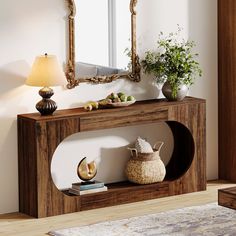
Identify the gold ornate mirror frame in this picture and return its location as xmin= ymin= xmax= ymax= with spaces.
xmin=66 ymin=0 xmax=141 ymax=89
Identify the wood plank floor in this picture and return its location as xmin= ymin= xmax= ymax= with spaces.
xmin=0 ymin=181 xmax=235 ymax=236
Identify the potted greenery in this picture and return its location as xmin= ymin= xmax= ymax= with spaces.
xmin=142 ymin=28 xmax=202 ymax=101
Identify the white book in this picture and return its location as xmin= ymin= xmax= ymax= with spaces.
xmin=69 ymin=186 xmax=108 ymax=196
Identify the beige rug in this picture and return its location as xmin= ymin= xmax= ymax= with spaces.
xmin=49 ymin=203 xmax=236 ymax=236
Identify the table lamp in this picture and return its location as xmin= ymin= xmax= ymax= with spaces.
xmin=26 ymin=54 xmax=67 ymax=115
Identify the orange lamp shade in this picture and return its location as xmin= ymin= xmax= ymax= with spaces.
xmin=26 ymin=54 xmax=67 ymax=87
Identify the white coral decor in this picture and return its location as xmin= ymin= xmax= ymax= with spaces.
xmin=135 ymin=137 xmax=153 ymax=153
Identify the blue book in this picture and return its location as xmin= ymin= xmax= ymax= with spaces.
xmin=72 ymin=181 xmax=104 ymax=191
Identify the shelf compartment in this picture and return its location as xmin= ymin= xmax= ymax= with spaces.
xmin=63 ymin=181 xmax=170 ymax=211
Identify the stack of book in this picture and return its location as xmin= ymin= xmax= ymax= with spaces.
xmin=69 ymin=181 xmax=107 ymax=195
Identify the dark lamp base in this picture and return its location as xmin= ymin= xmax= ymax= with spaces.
xmin=36 ymin=87 xmax=57 ymax=116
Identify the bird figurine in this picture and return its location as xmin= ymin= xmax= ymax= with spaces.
xmin=77 ymin=157 xmax=97 ymax=182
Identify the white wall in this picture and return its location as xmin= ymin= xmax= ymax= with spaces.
xmin=0 ymin=0 xmax=217 ymax=214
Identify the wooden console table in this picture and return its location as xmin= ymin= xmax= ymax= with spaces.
xmin=18 ymin=97 xmax=206 ymax=218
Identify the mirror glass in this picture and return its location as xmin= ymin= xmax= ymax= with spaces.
xmin=74 ymin=0 xmax=131 ymax=78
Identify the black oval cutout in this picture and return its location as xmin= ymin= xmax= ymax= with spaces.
xmin=165 ymin=121 xmax=195 ymax=180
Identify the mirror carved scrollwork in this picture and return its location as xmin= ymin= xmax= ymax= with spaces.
xmin=65 ymin=0 xmax=141 ymax=89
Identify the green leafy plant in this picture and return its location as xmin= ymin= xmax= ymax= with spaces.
xmin=142 ymin=27 xmax=202 ymax=98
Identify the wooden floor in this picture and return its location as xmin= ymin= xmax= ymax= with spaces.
xmin=0 ymin=181 xmax=235 ymax=236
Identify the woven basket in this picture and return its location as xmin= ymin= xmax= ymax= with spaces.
xmin=126 ymin=142 xmax=166 ymax=184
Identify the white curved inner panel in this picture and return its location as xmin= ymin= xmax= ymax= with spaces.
xmin=51 ymin=122 xmax=174 ymax=190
